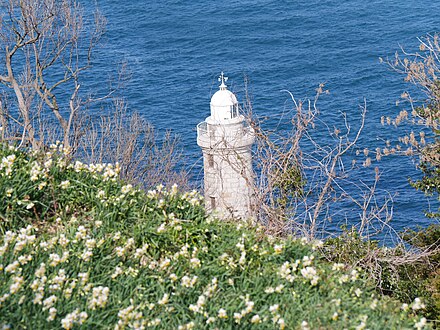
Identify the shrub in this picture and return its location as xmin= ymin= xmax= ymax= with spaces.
xmin=0 ymin=145 xmax=430 ymax=329
xmin=325 ymin=226 xmax=440 ymax=322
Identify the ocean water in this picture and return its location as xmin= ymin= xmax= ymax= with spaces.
xmin=85 ymin=0 xmax=439 ymax=238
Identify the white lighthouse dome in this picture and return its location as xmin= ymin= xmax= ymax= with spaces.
xmin=209 ymin=72 xmax=240 ymax=123
xmin=211 ymin=88 xmax=238 ymax=107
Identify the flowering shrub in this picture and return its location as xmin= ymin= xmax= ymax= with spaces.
xmin=0 ymin=144 xmax=430 ymax=328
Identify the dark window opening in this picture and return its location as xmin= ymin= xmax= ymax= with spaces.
xmin=208 ymin=154 xmax=214 ymax=167
xmin=210 ymin=196 xmax=216 ymax=209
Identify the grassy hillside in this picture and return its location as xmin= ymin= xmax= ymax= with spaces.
xmin=0 ymin=144 xmax=429 ymax=329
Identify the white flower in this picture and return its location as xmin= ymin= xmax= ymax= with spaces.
xmin=350 ymin=269 xmax=359 ymax=281
xmin=269 ymin=304 xmax=279 ymax=314
xmin=85 ymin=238 xmax=96 ymax=249
xmin=47 ymin=307 xmax=57 ymax=321
xmin=5 ymin=261 xmax=20 ymax=274
xmin=78 ymin=272 xmax=89 ymax=286
xmin=60 ymin=180 xmax=70 ymax=189
xmin=74 ymin=226 xmax=87 ymax=240
xmin=157 ymin=223 xmax=166 ymax=233
xmin=265 ymin=287 xmax=275 ymax=294
xmin=302 ymin=255 xmax=314 ymax=266
xmin=251 ymin=314 xmax=261 ymax=324
xmin=354 ymin=288 xmax=362 ymax=297
xmin=97 ymin=190 xmax=106 ymax=199
xmin=181 ymin=275 xmax=197 ymax=288
xmin=9 ymin=276 xmax=24 ymax=294
xmin=414 ymin=317 xmax=427 ymax=330
xmin=159 ymin=258 xmax=171 ymax=270
xmin=112 ymin=266 xmax=124 ymax=279
xmin=218 ymin=308 xmax=228 ymax=319
xmin=81 ymin=249 xmax=93 ymax=262
xmin=273 ymin=244 xmax=283 ymax=254
xmin=178 ymin=321 xmax=195 ymax=330
xmin=412 ymin=298 xmax=425 ymax=311
xmin=233 ymin=312 xmax=242 ymax=324
xmin=18 ymin=255 xmax=32 ymax=265
xmin=356 ymin=321 xmax=367 ymax=330
xmin=43 ymin=295 xmax=58 ymax=311
xmin=332 ymin=263 xmax=345 ymax=271
xmin=121 ymin=184 xmax=133 ymax=194
xmin=1 ymin=154 xmax=16 ymax=176
xmin=88 ymin=286 xmax=110 ymax=309
xmin=301 ymin=320 xmax=310 ymax=330
xmin=339 ymin=274 xmax=349 ymax=284
xmin=112 ymin=232 xmax=121 ymax=241
xmin=35 ymin=263 xmax=46 ymax=278
xmin=275 ymin=284 xmax=284 ymax=293
xmin=158 ymin=293 xmax=169 ymax=305
xmin=190 ymin=258 xmax=201 ymax=268
xmin=278 ymin=318 xmax=286 ymax=329
xmin=311 ymin=239 xmax=323 ymax=250
xmin=300 ymin=266 xmax=317 ymax=279
xmin=61 ymin=309 xmax=88 ymax=329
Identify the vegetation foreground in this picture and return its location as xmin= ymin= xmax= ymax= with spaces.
xmin=0 ymin=144 xmax=429 ymax=329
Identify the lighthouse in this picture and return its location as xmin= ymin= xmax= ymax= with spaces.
xmin=197 ymin=73 xmax=255 ymax=219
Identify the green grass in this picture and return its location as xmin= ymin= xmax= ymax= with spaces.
xmin=0 ymin=144 xmax=430 ymax=329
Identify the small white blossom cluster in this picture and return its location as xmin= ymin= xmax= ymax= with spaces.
xmin=30 ymin=263 xmax=47 ymax=304
xmin=0 ymin=154 xmax=16 ymax=177
xmin=68 ymin=161 xmax=120 ymax=181
xmin=88 ymin=286 xmax=110 ymax=309
xmin=115 ymin=303 xmax=147 ymax=330
xmin=9 ymin=275 xmax=24 ymax=294
xmin=48 ymin=141 xmax=71 ymax=156
xmin=236 ymin=237 xmax=247 ymax=265
xmin=278 ymin=260 xmax=300 ymax=283
xmin=29 ymin=160 xmax=49 ymax=182
xmin=181 ymin=275 xmax=198 ymax=288
xmin=219 ymin=252 xmax=238 ymax=270
xmin=13 ymin=225 xmax=36 ymax=253
xmin=355 ymin=315 xmax=368 ymax=330
xmin=300 ymin=266 xmax=319 ymax=286
xmin=338 ymin=268 xmax=360 ymax=284
xmin=414 ymin=317 xmax=427 ymax=330
xmin=411 ymin=297 xmax=426 ymax=311
xmin=60 ymin=309 xmax=88 ymax=330
xmin=178 ymin=321 xmax=195 ymax=330
xmin=188 ymin=277 xmax=218 ymax=314
xmin=49 ymin=269 xmax=67 ymax=292
xmin=115 ymin=238 xmax=135 ymax=259
xmin=180 ymin=190 xmax=203 ymax=206
xmin=269 ymin=304 xmax=286 ymax=329
xmin=233 ymin=295 xmax=255 ymax=324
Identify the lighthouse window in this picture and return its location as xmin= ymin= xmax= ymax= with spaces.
xmin=210 ymin=196 xmax=216 ymax=209
xmin=208 ymin=154 xmax=214 ymax=167
xmin=232 ymin=105 xmax=238 ymax=118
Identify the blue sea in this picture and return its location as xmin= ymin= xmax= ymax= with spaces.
xmin=85 ymin=0 xmax=439 ymax=239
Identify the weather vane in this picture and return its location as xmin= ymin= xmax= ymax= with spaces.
xmin=218 ymin=71 xmax=228 ymax=88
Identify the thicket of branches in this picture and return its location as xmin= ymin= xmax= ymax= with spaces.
xmin=0 ymin=0 xmax=186 ymax=189
xmin=383 ymin=34 xmax=440 ymax=218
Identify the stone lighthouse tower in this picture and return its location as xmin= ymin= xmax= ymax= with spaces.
xmin=197 ymin=73 xmax=255 ymax=219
